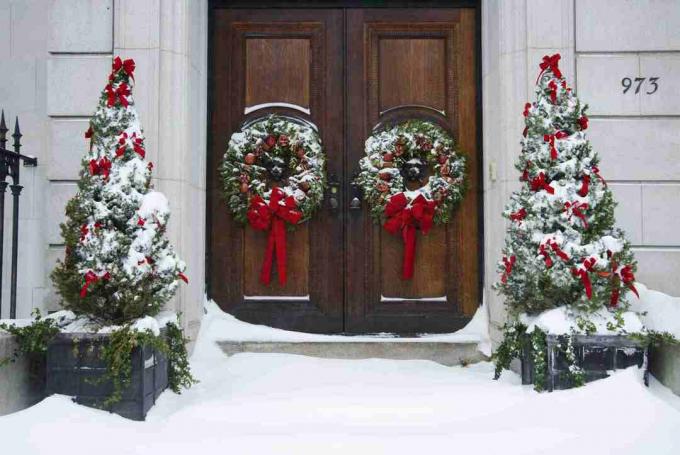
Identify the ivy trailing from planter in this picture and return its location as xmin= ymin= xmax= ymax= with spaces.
xmin=0 ymin=310 xmax=59 ymax=367
xmin=96 ymin=321 xmax=197 ymax=407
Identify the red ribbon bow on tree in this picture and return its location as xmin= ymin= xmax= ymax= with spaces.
xmin=247 ymin=187 xmax=302 ymax=285
xmin=572 ymin=256 xmax=597 ymax=299
xmin=383 ymin=193 xmax=437 ymax=280
xmin=564 ymin=201 xmax=589 ymax=229
xmin=89 ymin=156 xmax=112 ymax=180
xmin=539 ymin=238 xmax=570 ymax=268
xmin=544 ymin=131 xmax=569 ymax=160
xmin=530 ymin=172 xmax=554 ymax=194
xmin=106 ymin=83 xmax=130 ymax=108
xmin=501 ymin=255 xmax=516 ymax=284
xmin=548 ymin=80 xmax=559 ymax=104
xmin=80 ymin=270 xmax=111 ymax=298
xmin=536 ymin=53 xmax=562 ymax=83
xmin=606 ymin=259 xmax=639 ymax=307
xmin=510 ymin=208 xmax=527 ymax=223
xmin=112 ymin=57 xmax=136 ymax=80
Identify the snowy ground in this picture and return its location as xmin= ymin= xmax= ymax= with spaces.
xmin=2 ymin=300 xmax=680 ymax=454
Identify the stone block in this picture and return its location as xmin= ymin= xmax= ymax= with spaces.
xmin=114 ymin=0 xmax=160 ymax=49
xmin=591 ymin=118 xmax=680 ymax=181
xmin=47 ymin=182 xmax=77 ymax=245
xmin=576 ymin=54 xmax=640 ymax=115
xmin=10 ymin=0 xmax=48 ymax=58
xmin=576 ymin=0 xmax=680 ymax=52
xmin=634 ymin=248 xmax=680 ymax=296
xmin=642 ymin=184 xmax=680 ymax=245
xmin=609 ymin=184 xmax=643 ymax=245
xmin=49 ymin=0 xmax=113 ymax=53
xmin=0 ymin=3 xmax=10 ymax=59
xmin=48 ymin=118 xmax=90 ymax=180
xmin=0 ymin=334 xmax=46 ymax=416
xmin=527 ymin=0 xmax=574 ymax=50
xmin=47 ymin=56 xmax=111 ymax=116
xmin=640 ymin=54 xmax=680 ymax=115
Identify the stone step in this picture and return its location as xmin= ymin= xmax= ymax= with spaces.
xmin=217 ymin=340 xmax=487 ymax=366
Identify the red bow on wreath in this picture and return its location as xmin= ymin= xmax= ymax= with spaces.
xmin=383 ymin=193 xmax=437 ymax=280
xmin=106 ymin=83 xmax=130 ymax=108
xmin=89 ymin=156 xmax=112 ymax=180
xmin=247 ymin=187 xmax=302 ymax=285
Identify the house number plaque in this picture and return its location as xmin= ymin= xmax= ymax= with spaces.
xmin=621 ymin=77 xmax=660 ymax=95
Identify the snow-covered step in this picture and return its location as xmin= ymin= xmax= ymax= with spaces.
xmin=216 ymin=340 xmax=486 ymax=366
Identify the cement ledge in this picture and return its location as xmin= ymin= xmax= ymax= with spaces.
xmin=0 ymin=333 xmax=46 ymax=416
xmin=649 ymin=343 xmax=680 ymax=398
xmin=217 ymin=340 xmax=487 ymax=367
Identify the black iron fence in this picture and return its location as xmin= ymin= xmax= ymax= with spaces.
xmin=0 ymin=110 xmax=37 ymax=319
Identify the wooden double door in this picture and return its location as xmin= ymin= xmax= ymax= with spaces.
xmin=208 ymin=7 xmax=480 ymax=334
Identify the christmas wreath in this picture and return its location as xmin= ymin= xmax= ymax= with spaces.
xmin=221 ymin=115 xmax=326 ymax=285
xmin=356 ymin=120 xmax=466 ymax=279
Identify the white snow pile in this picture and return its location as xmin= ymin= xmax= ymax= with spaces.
xmin=520 ymin=306 xmax=644 ymax=335
xmin=0 ymin=310 xmax=179 ymax=337
xmin=630 ymin=282 xmax=680 ymax=339
xmin=2 ymin=298 xmax=680 ymax=454
xmin=201 ymin=297 xmax=492 ymax=356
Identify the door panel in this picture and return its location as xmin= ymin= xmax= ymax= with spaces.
xmin=208 ymin=9 xmax=344 ymax=332
xmin=346 ymin=9 xmax=479 ymax=333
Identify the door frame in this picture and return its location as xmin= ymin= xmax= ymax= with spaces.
xmin=206 ymin=0 xmax=484 ymax=333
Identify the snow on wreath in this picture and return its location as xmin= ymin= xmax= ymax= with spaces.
xmin=355 ymin=120 xmax=466 ymax=280
xmin=220 ymin=115 xmax=327 ymax=286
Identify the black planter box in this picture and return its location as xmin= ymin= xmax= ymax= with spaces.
xmin=521 ymin=334 xmax=647 ymax=391
xmin=46 ymin=332 xmax=168 ymax=421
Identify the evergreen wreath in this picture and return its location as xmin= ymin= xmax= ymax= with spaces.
xmin=356 ymin=120 xmax=466 ymax=226
xmin=221 ymin=115 xmax=326 ymax=285
xmin=355 ymin=120 xmax=466 ymax=279
xmin=220 ymin=115 xmax=326 ymax=224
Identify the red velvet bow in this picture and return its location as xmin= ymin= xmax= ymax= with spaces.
xmin=510 ymin=208 xmax=527 ymax=223
xmin=116 ymin=132 xmax=145 ymax=159
xmin=112 ymin=57 xmax=136 ymax=80
xmin=501 ymin=255 xmax=516 ymax=284
xmin=89 ymin=157 xmax=112 ymax=180
xmin=536 ymin=53 xmax=562 ymax=83
xmin=80 ymin=270 xmax=111 ymax=298
xmin=383 ymin=193 xmax=437 ymax=280
xmin=572 ymin=257 xmax=597 ymax=299
xmin=564 ymin=201 xmax=589 ymax=229
xmin=608 ymin=261 xmax=638 ymax=307
xmin=577 ymin=174 xmax=590 ymax=197
xmin=247 ymin=187 xmax=302 ymax=285
xmin=548 ymin=80 xmax=558 ymax=104
xmin=578 ymin=116 xmax=589 ymax=130
xmin=523 ymin=103 xmax=532 ymax=117
xmin=539 ymin=238 xmax=569 ymax=269
xmin=591 ymin=166 xmax=606 ymax=187
xmin=544 ymin=131 xmax=568 ymax=160
xmin=106 ymin=83 xmax=130 ymax=108
xmin=530 ymin=172 xmax=554 ymax=194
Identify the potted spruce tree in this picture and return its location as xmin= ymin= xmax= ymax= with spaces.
xmin=492 ymin=54 xmax=649 ymax=391
xmin=0 ymin=56 xmax=195 ymax=421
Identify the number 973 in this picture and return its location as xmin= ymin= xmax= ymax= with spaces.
xmin=622 ymin=77 xmax=659 ymax=95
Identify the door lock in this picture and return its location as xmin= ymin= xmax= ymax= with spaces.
xmin=350 ymin=173 xmax=362 ymax=210
xmin=327 ymin=173 xmax=340 ymax=211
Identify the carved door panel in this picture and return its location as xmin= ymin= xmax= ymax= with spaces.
xmin=208 ymin=7 xmax=479 ymax=334
xmin=345 ymin=9 xmax=480 ymax=333
xmin=208 ymin=9 xmax=344 ymax=332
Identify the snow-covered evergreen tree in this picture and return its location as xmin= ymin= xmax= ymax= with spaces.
xmin=496 ymin=54 xmax=638 ymax=315
xmin=51 ymin=57 xmax=187 ymax=323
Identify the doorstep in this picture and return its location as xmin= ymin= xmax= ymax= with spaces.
xmin=217 ymin=340 xmax=486 ymax=366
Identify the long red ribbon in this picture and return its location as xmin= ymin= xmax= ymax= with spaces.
xmin=247 ymin=187 xmax=302 ymax=285
xmin=383 ymin=193 xmax=436 ymax=280
xmin=572 ymin=257 xmax=597 ymax=299
xmin=501 ymin=255 xmax=516 ymax=284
